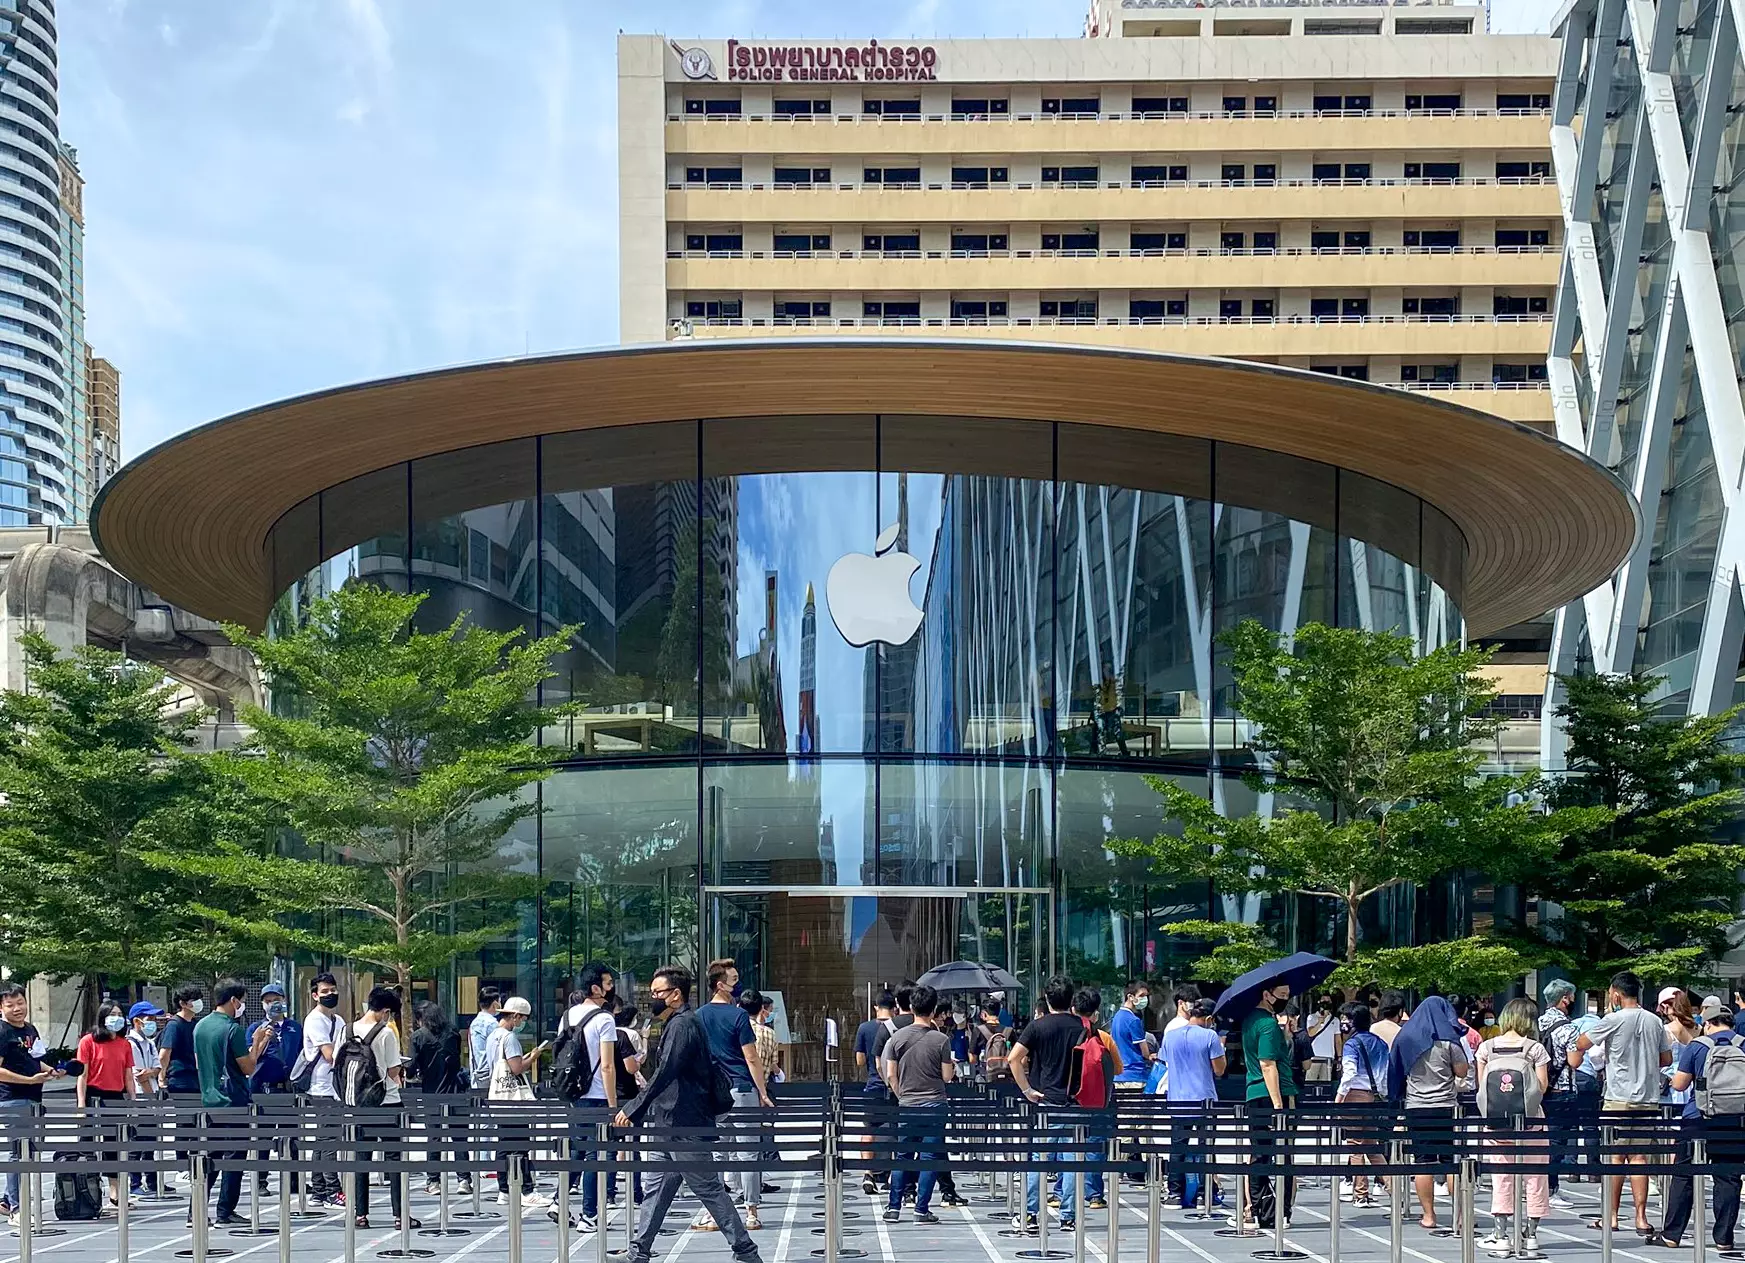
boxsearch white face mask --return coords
[28,1038,46,1059]
[190,1000,205,1015]
[103,1016,126,1033]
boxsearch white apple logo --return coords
[826,523,924,647]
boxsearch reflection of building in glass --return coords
[101,343,1631,1067]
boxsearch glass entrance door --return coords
[707,889,1048,1080]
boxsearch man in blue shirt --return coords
[1162,1001,1229,1209]
[1658,1007,1743,1249]
[695,960,773,1230]
[1111,981,1152,1087]
[468,986,502,1090]
[245,984,303,1095]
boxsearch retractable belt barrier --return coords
[0,1089,1739,1263]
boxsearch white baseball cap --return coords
[502,996,532,1016]
[1658,986,1684,1006]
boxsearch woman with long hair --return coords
[1475,998,1552,1255]
[76,999,135,1209]
[1659,988,1698,1106]
[1333,1002,1388,1206]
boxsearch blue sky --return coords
[62,0,1557,460]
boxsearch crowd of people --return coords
[8,961,1745,1261]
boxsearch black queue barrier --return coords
[1,1087,1742,1263]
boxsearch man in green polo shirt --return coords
[192,980,272,1226]
[1240,982,1297,1231]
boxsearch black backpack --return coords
[333,1020,388,1108]
[551,1008,614,1102]
[53,1153,102,1221]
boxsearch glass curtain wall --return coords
[268,416,1463,1055]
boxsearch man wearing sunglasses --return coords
[616,966,763,1263]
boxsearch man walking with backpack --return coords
[552,963,619,1233]
[615,965,763,1263]
[1010,976,1087,1232]
[1656,1003,1745,1250]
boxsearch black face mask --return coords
[318,994,340,1009]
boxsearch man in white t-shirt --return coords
[348,987,413,1231]
[297,972,348,1208]
[558,963,620,1231]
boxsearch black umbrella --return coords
[915,961,1022,993]
[1211,951,1339,1022]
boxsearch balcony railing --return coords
[666,245,1561,260]
[674,314,1552,330]
[668,106,1553,124]
[669,175,1556,192]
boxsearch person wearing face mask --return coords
[244,984,303,1196]
[1241,981,1298,1232]
[553,962,618,1232]
[295,973,348,1208]
[77,1000,137,1211]
[1111,981,1153,1093]
[191,979,274,1227]
[246,984,304,1097]
[159,984,206,1100]
[125,1003,165,1199]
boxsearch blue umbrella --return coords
[1211,951,1339,1021]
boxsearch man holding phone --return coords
[486,996,552,1208]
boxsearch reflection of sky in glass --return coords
[731,471,944,754]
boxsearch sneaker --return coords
[1086,1197,1108,1210]
[939,1192,968,1207]
[1047,1194,1061,1208]
[1477,1234,1511,1250]
[761,1183,780,1195]
[1521,1233,1542,1257]
[1548,1194,1575,1210]
[1353,1194,1377,1209]
[863,1178,879,1196]
[497,1192,510,1206]
[691,1216,719,1232]
[454,1180,473,1197]
[732,1193,746,1207]
[1339,1180,1355,1202]
[1057,1218,1076,1231]
[915,1210,939,1224]
[883,1209,901,1223]
[1020,1214,1039,1233]
[424,1181,441,1197]
[522,1192,554,1210]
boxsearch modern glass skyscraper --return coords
[1543,0,1745,748]
[0,0,71,525]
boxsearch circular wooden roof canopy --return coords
[92,339,1637,636]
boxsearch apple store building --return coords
[93,340,1632,1064]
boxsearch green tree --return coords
[1511,672,1745,986]
[1111,621,1563,971]
[0,635,268,987]
[218,584,577,992]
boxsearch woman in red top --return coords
[77,1001,135,1209]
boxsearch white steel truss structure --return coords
[1544,0,1745,756]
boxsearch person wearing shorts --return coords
[1568,971,1674,1236]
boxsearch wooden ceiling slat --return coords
[89,340,1639,636]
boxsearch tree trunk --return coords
[1346,890,1362,962]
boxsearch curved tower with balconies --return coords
[0,0,67,525]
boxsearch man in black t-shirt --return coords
[0,982,62,1220]
[1010,976,1087,1231]
[854,993,898,1196]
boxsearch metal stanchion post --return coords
[16,1133,31,1263]
[1389,1138,1404,1263]
[1511,1115,1526,1262]
[1106,1137,1119,1263]
[597,1121,611,1263]
[379,1165,434,1259]
[194,1154,210,1263]
[1146,1153,1162,1263]
[509,1154,524,1263]
[344,1153,356,1263]
[555,1133,572,1263]
[1695,1136,1708,1263]
[277,1148,291,1263]
[1460,1156,1477,1263]
[1328,1126,1341,1263]
[117,1123,130,1263]
[826,1136,840,1263]
[1253,1106,1308,1262]
[1074,1135,1087,1263]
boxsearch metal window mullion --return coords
[1685,549,1745,715]
[1606,285,1690,664]
[1571,0,1627,207]
[1587,104,1659,463]
[1684,3,1740,231]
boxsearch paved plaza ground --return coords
[0,1169,1676,1263]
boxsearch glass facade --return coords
[268,415,1462,1065]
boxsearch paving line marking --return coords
[1536,1223,1657,1263]
[0,1206,185,1263]
[774,1175,803,1263]
[955,1202,1008,1263]
[1113,1194,1233,1263]
[319,1228,399,1263]
[1289,1201,1447,1263]
[659,1210,694,1263]
[871,1187,896,1263]
[442,1221,510,1262]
